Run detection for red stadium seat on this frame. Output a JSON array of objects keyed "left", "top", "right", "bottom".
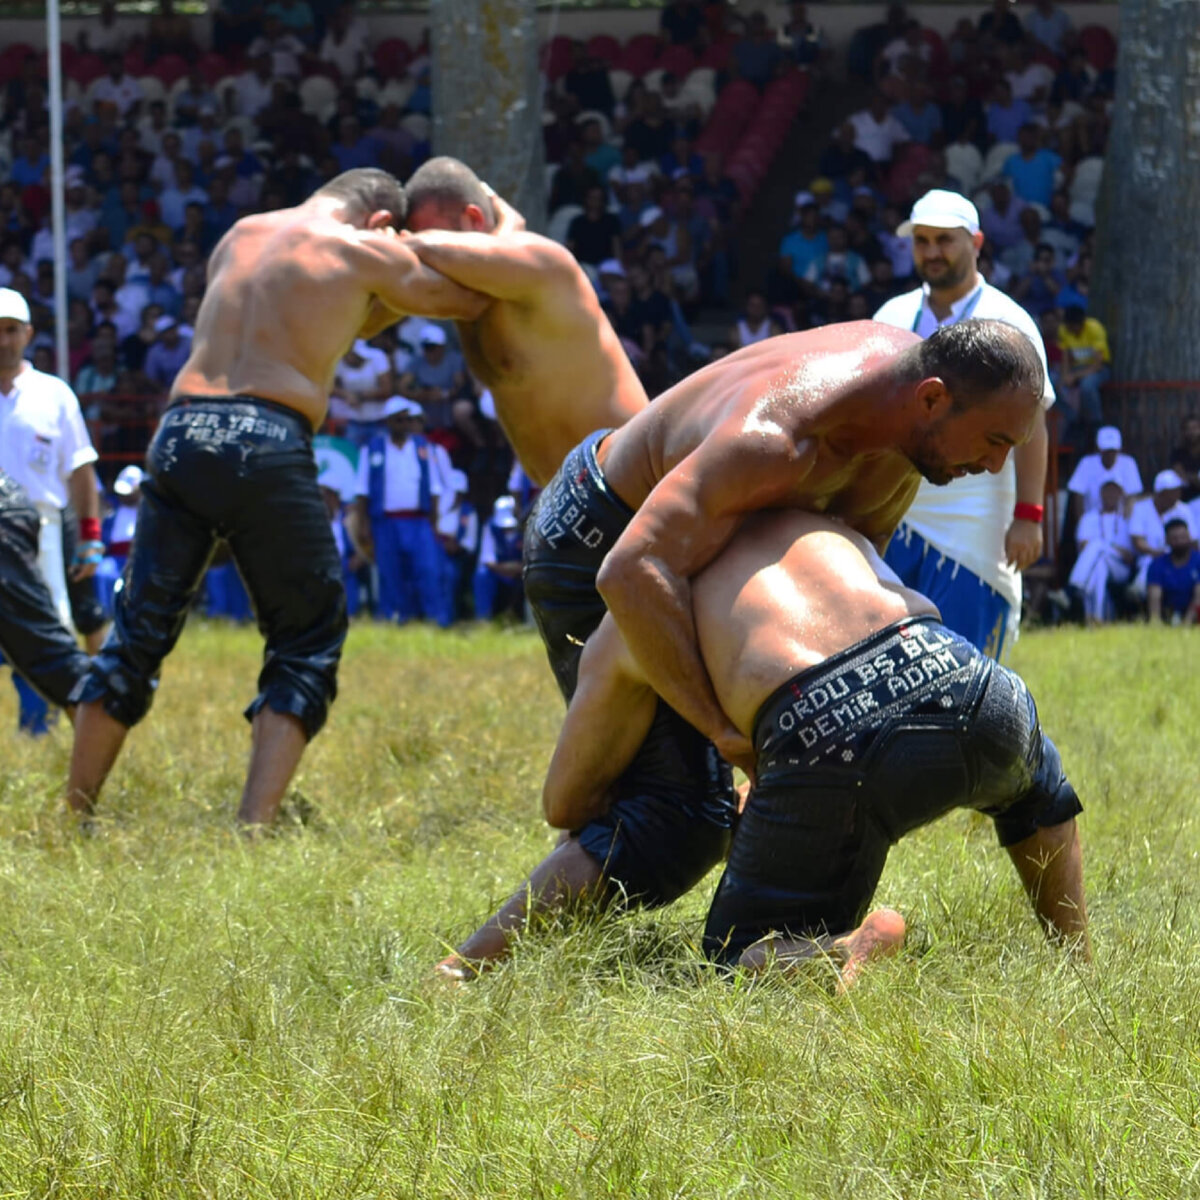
[
  {"left": 1079, "top": 24, "right": 1117, "bottom": 72},
  {"left": 585, "top": 34, "right": 620, "bottom": 65},
  {"left": 540, "top": 35, "right": 573, "bottom": 81},
  {"left": 150, "top": 53, "right": 189, "bottom": 86},
  {"left": 657, "top": 45, "right": 695, "bottom": 79},
  {"left": 196, "top": 52, "right": 232, "bottom": 84},
  {"left": 697, "top": 37, "right": 733, "bottom": 71},
  {"left": 374, "top": 37, "right": 413, "bottom": 78},
  {"left": 68, "top": 51, "right": 106, "bottom": 86},
  {"left": 617, "top": 35, "right": 660, "bottom": 77}
]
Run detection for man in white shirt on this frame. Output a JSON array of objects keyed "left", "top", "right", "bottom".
[
  {"left": 874, "top": 190, "right": 1054, "bottom": 658},
  {"left": 436, "top": 466, "right": 477, "bottom": 624},
  {"left": 0, "top": 289, "right": 101, "bottom": 724},
  {"left": 351, "top": 397, "right": 446, "bottom": 624},
  {"left": 1067, "top": 479, "right": 1134, "bottom": 624},
  {"left": 848, "top": 92, "right": 912, "bottom": 165},
  {"left": 229, "top": 53, "right": 276, "bottom": 119},
  {"left": 1129, "top": 470, "right": 1198, "bottom": 594},
  {"left": 1067, "top": 425, "right": 1142, "bottom": 517},
  {"left": 330, "top": 338, "right": 392, "bottom": 441},
  {"left": 90, "top": 52, "right": 144, "bottom": 120}
]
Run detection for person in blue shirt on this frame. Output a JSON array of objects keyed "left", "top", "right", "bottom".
[
  {"left": 891, "top": 82, "right": 943, "bottom": 146},
  {"left": 778, "top": 194, "right": 829, "bottom": 283},
  {"left": 986, "top": 80, "right": 1033, "bottom": 146},
  {"left": 1002, "top": 124, "right": 1063, "bottom": 208},
  {"left": 1146, "top": 519, "right": 1200, "bottom": 624},
  {"left": 473, "top": 496, "right": 523, "bottom": 619}
]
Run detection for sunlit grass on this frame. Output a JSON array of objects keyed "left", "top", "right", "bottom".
[{"left": 0, "top": 620, "right": 1196, "bottom": 1197}]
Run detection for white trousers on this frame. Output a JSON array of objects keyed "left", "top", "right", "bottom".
[
  {"left": 1069, "top": 541, "right": 1131, "bottom": 621},
  {"left": 35, "top": 502, "right": 74, "bottom": 632}
]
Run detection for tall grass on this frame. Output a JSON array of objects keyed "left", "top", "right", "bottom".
[{"left": 0, "top": 621, "right": 1195, "bottom": 1197}]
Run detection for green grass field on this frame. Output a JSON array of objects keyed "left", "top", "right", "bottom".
[{"left": 0, "top": 621, "right": 1197, "bottom": 1198}]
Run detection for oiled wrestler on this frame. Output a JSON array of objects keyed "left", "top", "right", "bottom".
[
  {"left": 441, "top": 511, "right": 1088, "bottom": 982},
  {"left": 67, "top": 168, "right": 489, "bottom": 825}
]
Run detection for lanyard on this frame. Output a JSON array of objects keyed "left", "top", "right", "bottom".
[{"left": 912, "top": 284, "right": 984, "bottom": 333}]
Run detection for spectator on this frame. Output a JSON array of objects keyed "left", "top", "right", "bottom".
[
  {"left": 229, "top": 50, "right": 276, "bottom": 118},
  {"left": 266, "top": 0, "right": 314, "bottom": 43},
  {"left": 567, "top": 185, "right": 622, "bottom": 268},
  {"left": 804, "top": 224, "right": 871, "bottom": 292},
  {"left": 940, "top": 74, "right": 986, "bottom": 150},
  {"left": 778, "top": 193, "right": 829, "bottom": 283},
  {"left": 877, "top": 20, "right": 930, "bottom": 82},
  {"left": 159, "top": 161, "right": 209, "bottom": 231},
  {"left": 1170, "top": 414, "right": 1200, "bottom": 504},
  {"left": 624, "top": 93, "right": 675, "bottom": 164},
  {"left": 397, "top": 324, "right": 469, "bottom": 436},
  {"left": 149, "top": 130, "right": 186, "bottom": 193},
  {"left": 693, "top": 151, "right": 741, "bottom": 228},
  {"left": 1057, "top": 304, "right": 1110, "bottom": 434},
  {"left": 1067, "top": 426, "right": 1143, "bottom": 518},
  {"left": 319, "top": 2, "right": 369, "bottom": 76},
  {"left": 119, "top": 302, "right": 166, "bottom": 375},
  {"left": 147, "top": 0, "right": 198, "bottom": 61},
  {"left": 1010, "top": 241, "right": 1066, "bottom": 318},
  {"left": 80, "top": 0, "right": 125, "bottom": 55},
  {"left": 627, "top": 261, "right": 675, "bottom": 361},
  {"left": 91, "top": 53, "right": 145, "bottom": 121},
  {"left": 91, "top": 279, "right": 137, "bottom": 340},
  {"left": 660, "top": 0, "right": 703, "bottom": 46},
  {"left": 330, "top": 338, "right": 392, "bottom": 444},
  {"left": 891, "top": 82, "right": 943, "bottom": 146},
  {"left": 75, "top": 329, "right": 120, "bottom": 398},
  {"left": 806, "top": 275, "right": 853, "bottom": 327},
  {"left": 732, "top": 292, "right": 783, "bottom": 347},
  {"left": 986, "top": 79, "right": 1034, "bottom": 146},
  {"left": 848, "top": 92, "right": 911, "bottom": 165},
  {"left": 732, "top": 11, "right": 785, "bottom": 89},
  {"left": 143, "top": 314, "right": 191, "bottom": 389},
  {"left": 248, "top": 14, "right": 307, "bottom": 77},
  {"left": 1002, "top": 123, "right": 1062, "bottom": 208},
  {"left": 1055, "top": 249, "right": 1091, "bottom": 312},
  {"left": 11, "top": 134, "right": 49, "bottom": 187},
  {"left": 784, "top": 3, "right": 828, "bottom": 70},
  {"left": 1146, "top": 519, "right": 1200, "bottom": 625},
  {"left": 473, "top": 495, "right": 523, "bottom": 620},
  {"left": 602, "top": 271, "right": 643, "bottom": 363},
  {"left": 1130, "top": 471, "right": 1198, "bottom": 595},
  {"left": 96, "top": 464, "right": 144, "bottom": 615},
  {"left": 1053, "top": 46, "right": 1097, "bottom": 105},
  {"left": 978, "top": 0, "right": 1024, "bottom": 47},
  {"left": 550, "top": 141, "right": 603, "bottom": 214},
  {"left": 1042, "top": 190, "right": 1085, "bottom": 264},
  {"left": 609, "top": 145, "right": 659, "bottom": 204},
  {"left": 979, "top": 180, "right": 1026, "bottom": 252},
  {"left": 564, "top": 44, "right": 616, "bottom": 119},
  {"left": 579, "top": 117, "right": 620, "bottom": 178},
  {"left": 353, "top": 397, "right": 445, "bottom": 625},
  {"left": 1004, "top": 39, "right": 1056, "bottom": 107},
  {"left": 1026, "top": 0, "right": 1074, "bottom": 58},
  {"left": 861, "top": 255, "right": 903, "bottom": 311},
  {"left": 1066, "top": 479, "right": 1134, "bottom": 625},
  {"left": 819, "top": 121, "right": 875, "bottom": 183},
  {"left": 877, "top": 203, "right": 915, "bottom": 279},
  {"left": 331, "top": 116, "right": 377, "bottom": 172},
  {"left": 642, "top": 201, "right": 700, "bottom": 302}
]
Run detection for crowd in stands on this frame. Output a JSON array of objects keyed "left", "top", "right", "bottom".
[{"left": 2, "top": 0, "right": 1194, "bottom": 627}]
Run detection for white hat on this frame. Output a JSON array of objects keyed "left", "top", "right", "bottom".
[
  {"left": 448, "top": 469, "right": 469, "bottom": 493},
  {"left": 598, "top": 258, "right": 625, "bottom": 277},
  {"left": 793, "top": 190, "right": 816, "bottom": 208},
  {"left": 382, "top": 395, "right": 423, "bottom": 419},
  {"left": 113, "top": 465, "right": 145, "bottom": 496},
  {"left": 896, "top": 189, "right": 980, "bottom": 237},
  {"left": 154, "top": 314, "right": 177, "bottom": 333},
  {"left": 639, "top": 205, "right": 665, "bottom": 228},
  {"left": 64, "top": 165, "right": 86, "bottom": 188},
  {"left": 1095, "top": 426, "right": 1122, "bottom": 451},
  {"left": 419, "top": 324, "right": 447, "bottom": 346},
  {"left": 1154, "top": 469, "right": 1184, "bottom": 493},
  {"left": 0, "top": 288, "right": 31, "bottom": 323},
  {"left": 491, "top": 495, "right": 519, "bottom": 529}
]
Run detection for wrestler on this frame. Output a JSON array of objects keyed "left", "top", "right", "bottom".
[
  {"left": 399, "top": 156, "right": 649, "bottom": 486},
  {"left": 0, "top": 468, "right": 91, "bottom": 716},
  {"left": 440, "top": 510, "right": 1088, "bottom": 984},
  {"left": 66, "top": 168, "right": 490, "bottom": 825}
]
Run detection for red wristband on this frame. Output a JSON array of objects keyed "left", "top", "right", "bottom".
[
  {"left": 79, "top": 517, "right": 101, "bottom": 541},
  {"left": 1013, "top": 502, "right": 1044, "bottom": 524}
]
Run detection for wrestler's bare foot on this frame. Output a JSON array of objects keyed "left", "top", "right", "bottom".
[
  {"left": 738, "top": 908, "right": 907, "bottom": 992},
  {"left": 433, "top": 953, "right": 482, "bottom": 987}
]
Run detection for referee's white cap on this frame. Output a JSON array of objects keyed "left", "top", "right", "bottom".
[
  {"left": 0, "top": 288, "right": 31, "bottom": 324},
  {"left": 897, "top": 189, "right": 980, "bottom": 237}
]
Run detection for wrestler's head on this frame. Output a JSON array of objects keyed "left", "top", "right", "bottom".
[
  {"left": 314, "top": 167, "right": 408, "bottom": 232},
  {"left": 404, "top": 156, "right": 497, "bottom": 234},
  {"left": 903, "top": 319, "right": 1044, "bottom": 486}
]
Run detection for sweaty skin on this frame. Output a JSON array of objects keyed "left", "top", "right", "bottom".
[
  {"left": 173, "top": 198, "right": 491, "bottom": 430},
  {"left": 404, "top": 198, "right": 648, "bottom": 486},
  {"left": 589, "top": 321, "right": 1042, "bottom": 774}
]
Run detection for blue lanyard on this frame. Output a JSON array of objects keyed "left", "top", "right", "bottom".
[{"left": 912, "top": 284, "right": 984, "bottom": 333}]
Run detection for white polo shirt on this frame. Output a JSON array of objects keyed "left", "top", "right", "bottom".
[
  {"left": 1067, "top": 452, "right": 1143, "bottom": 514},
  {"left": 873, "top": 279, "right": 1055, "bottom": 612},
  {"left": 355, "top": 437, "right": 443, "bottom": 513},
  {"left": 0, "top": 362, "right": 97, "bottom": 508}
]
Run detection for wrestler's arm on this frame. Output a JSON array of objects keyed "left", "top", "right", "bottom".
[
  {"left": 1007, "top": 408, "right": 1048, "bottom": 570},
  {"left": 542, "top": 616, "right": 658, "bottom": 829},
  {"left": 360, "top": 234, "right": 493, "bottom": 322},
  {"left": 596, "top": 427, "right": 806, "bottom": 775},
  {"left": 403, "top": 230, "right": 574, "bottom": 303}
]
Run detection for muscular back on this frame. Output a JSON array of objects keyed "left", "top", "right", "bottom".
[
  {"left": 456, "top": 246, "right": 646, "bottom": 485},
  {"left": 598, "top": 322, "right": 924, "bottom": 544},
  {"left": 693, "top": 511, "right": 938, "bottom": 734}
]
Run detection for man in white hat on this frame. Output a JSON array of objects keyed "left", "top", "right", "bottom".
[
  {"left": 399, "top": 155, "right": 649, "bottom": 487},
  {"left": 473, "top": 495, "right": 523, "bottom": 619},
  {"left": 0, "top": 287, "right": 101, "bottom": 729},
  {"left": 66, "top": 168, "right": 489, "bottom": 827},
  {"left": 1129, "top": 469, "right": 1198, "bottom": 596},
  {"left": 95, "top": 465, "right": 145, "bottom": 617},
  {"left": 873, "top": 189, "right": 1056, "bottom": 659},
  {"left": 351, "top": 395, "right": 447, "bottom": 626},
  {"left": 1066, "top": 425, "right": 1142, "bottom": 518}
]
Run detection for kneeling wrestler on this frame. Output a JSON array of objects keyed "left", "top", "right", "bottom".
[{"left": 440, "top": 509, "right": 1089, "bottom": 982}]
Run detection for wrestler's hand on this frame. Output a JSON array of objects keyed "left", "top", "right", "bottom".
[
  {"left": 715, "top": 728, "right": 756, "bottom": 785},
  {"left": 1005, "top": 518, "right": 1043, "bottom": 571},
  {"left": 483, "top": 186, "right": 527, "bottom": 235},
  {"left": 70, "top": 540, "right": 104, "bottom": 582}
]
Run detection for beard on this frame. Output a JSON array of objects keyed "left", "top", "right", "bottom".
[
  {"left": 916, "top": 256, "right": 971, "bottom": 291},
  {"left": 906, "top": 426, "right": 982, "bottom": 487}
]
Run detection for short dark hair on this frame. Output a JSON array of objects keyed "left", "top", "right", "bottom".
[
  {"left": 314, "top": 168, "right": 407, "bottom": 224},
  {"left": 1164, "top": 518, "right": 1190, "bottom": 536},
  {"left": 912, "top": 318, "right": 1045, "bottom": 409},
  {"left": 1063, "top": 304, "right": 1086, "bottom": 325},
  {"left": 405, "top": 156, "right": 496, "bottom": 229}
]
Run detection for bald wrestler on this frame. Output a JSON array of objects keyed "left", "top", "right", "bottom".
[
  {"left": 400, "top": 156, "right": 648, "bottom": 487},
  {"left": 67, "top": 168, "right": 490, "bottom": 825},
  {"left": 440, "top": 510, "right": 1088, "bottom": 984}
]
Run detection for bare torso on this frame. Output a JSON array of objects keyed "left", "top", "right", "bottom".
[
  {"left": 595, "top": 322, "right": 925, "bottom": 544},
  {"left": 172, "top": 209, "right": 396, "bottom": 430},
  {"left": 453, "top": 245, "right": 647, "bottom": 486},
  {"left": 693, "top": 510, "right": 938, "bottom": 735}
]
